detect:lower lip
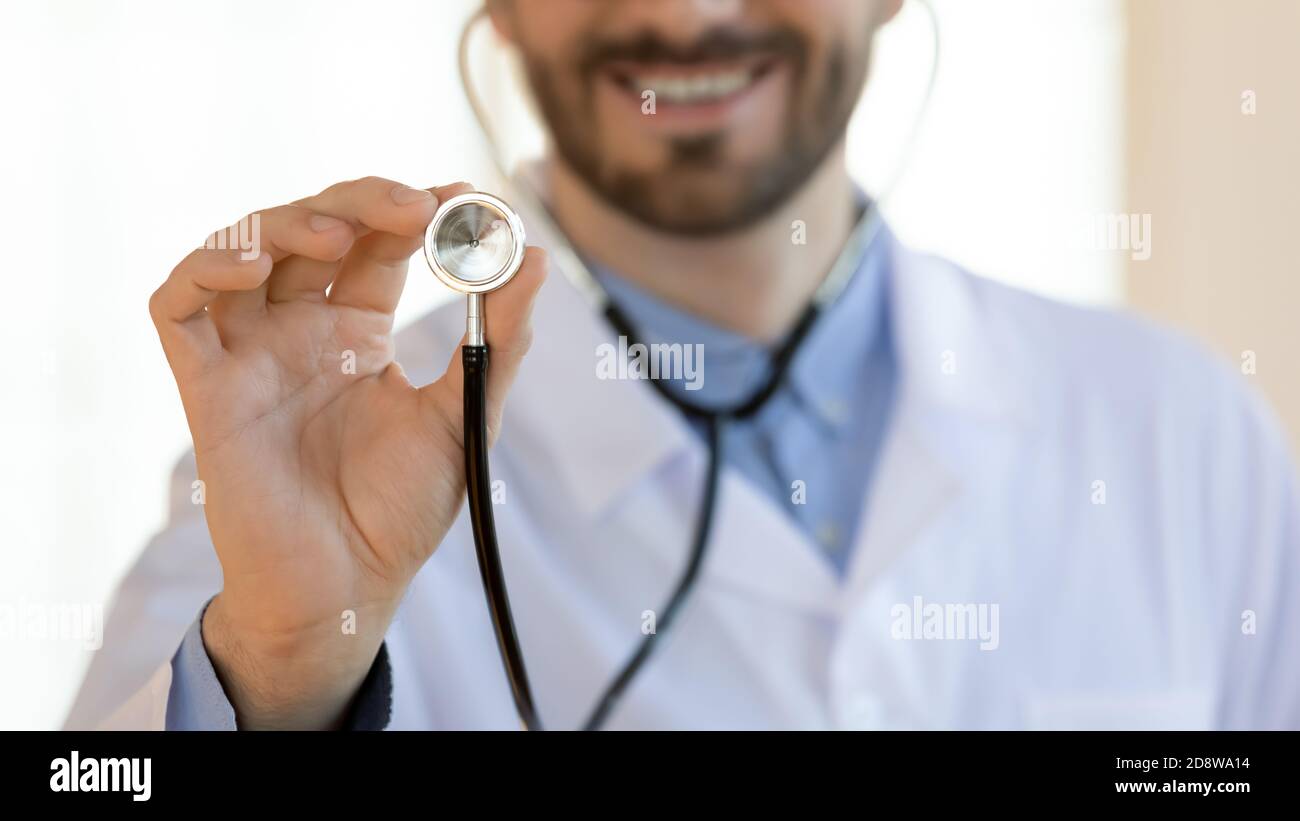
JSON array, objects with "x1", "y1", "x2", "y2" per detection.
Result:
[{"x1": 598, "y1": 59, "x2": 787, "y2": 134}]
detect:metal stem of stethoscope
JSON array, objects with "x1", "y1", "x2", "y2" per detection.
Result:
[
  {"x1": 465, "y1": 293, "x2": 484, "y2": 346},
  {"x1": 444, "y1": 0, "x2": 941, "y2": 730}
]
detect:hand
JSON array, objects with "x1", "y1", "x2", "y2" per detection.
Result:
[{"x1": 149, "y1": 177, "x2": 546, "y2": 728}]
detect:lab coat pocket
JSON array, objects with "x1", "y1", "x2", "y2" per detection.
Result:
[{"x1": 1026, "y1": 688, "x2": 1215, "y2": 730}]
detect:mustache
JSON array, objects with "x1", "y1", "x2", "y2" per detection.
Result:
[{"x1": 578, "y1": 26, "x2": 804, "y2": 72}]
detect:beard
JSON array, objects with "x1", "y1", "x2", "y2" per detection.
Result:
[{"x1": 520, "y1": 33, "x2": 868, "y2": 237}]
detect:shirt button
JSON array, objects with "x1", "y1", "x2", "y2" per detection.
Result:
[
  {"x1": 816, "y1": 521, "x2": 841, "y2": 551},
  {"x1": 821, "y1": 398, "x2": 849, "y2": 426}
]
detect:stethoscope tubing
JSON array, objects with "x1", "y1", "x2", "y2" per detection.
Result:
[{"x1": 462, "y1": 343, "x2": 543, "y2": 730}]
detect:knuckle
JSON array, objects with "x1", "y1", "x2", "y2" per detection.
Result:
[
  {"x1": 162, "y1": 252, "x2": 197, "y2": 290},
  {"x1": 147, "y1": 286, "x2": 166, "y2": 322},
  {"x1": 321, "y1": 178, "x2": 358, "y2": 198},
  {"x1": 168, "y1": 253, "x2": 192, "y2": 280}
]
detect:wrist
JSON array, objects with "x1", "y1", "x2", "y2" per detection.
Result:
[{"x1": 201, "y1": 594, "x2": 387, "y2": 730}]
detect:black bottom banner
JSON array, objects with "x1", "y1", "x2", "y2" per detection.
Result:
[{"x1": 0, "y1": 730, "x2": 1285, "y2": 807}]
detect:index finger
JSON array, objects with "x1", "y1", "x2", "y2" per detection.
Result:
[
  {"x1": 293, "y1": 176, "x2": 440, "y2": 239},
  {"x1": 326, "y1": 181, "x2": 476, "y2": 314}
]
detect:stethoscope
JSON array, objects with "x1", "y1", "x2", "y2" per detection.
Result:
[{"x1": 423, "y1": 1, "x2": 940, "y2": 731}]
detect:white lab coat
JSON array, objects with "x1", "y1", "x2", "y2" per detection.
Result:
[{"x1": 68, "y1": 207, "x2": 1300, "y2": 730}]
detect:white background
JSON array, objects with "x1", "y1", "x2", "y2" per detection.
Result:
[{"x1": 0, "y1": 0, "x2": 1121, "y2": 729}]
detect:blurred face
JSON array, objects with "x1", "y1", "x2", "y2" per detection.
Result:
[{"x1": 490, "y1": 0, "x2": 899, "y2": 236}]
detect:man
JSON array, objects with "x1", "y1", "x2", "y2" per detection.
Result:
[{"x1": 70, "y1": 0, "x2": 1298, "y2": 730}]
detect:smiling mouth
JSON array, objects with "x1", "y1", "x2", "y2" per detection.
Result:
[{"x1": 603, "y1": 56, "x2": 781, "y2": 106}]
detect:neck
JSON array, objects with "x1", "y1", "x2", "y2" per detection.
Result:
[{"x1": 545, "y1": 144, "x2": 856, "y2": 344}]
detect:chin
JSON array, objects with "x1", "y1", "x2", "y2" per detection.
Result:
[{"x1": 611, "y1": 179, "x2": 788, "y2": 237}]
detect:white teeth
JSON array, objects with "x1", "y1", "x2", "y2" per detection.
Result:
[{"x1": 635, "y1": 68, "x2": 754, "y2": 104}]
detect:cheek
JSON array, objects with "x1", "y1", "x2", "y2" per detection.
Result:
[
  {"x1": 770, "y1": 0, "x2": 869, "y2": 99},
  {"x1": 510, "y1": 3, "x2": 602, "y2": 103},
  {"x1": 508, "y1": 0, "x2": 598, "y2": 50},
  {"x1": 771, "y1": 0, "x2": 879, "y2": 27}
]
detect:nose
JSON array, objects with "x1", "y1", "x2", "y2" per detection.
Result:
[{"x1": 621, "y1": 0, "x2": 749, "y2": 45}]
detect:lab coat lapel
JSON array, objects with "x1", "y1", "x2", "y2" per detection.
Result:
[
  {"x1": 502, "y1": 203, "x2": 692, "y2": 519},
  {"x1": 842, "y1": 245, "x2": 1036, "y2": 601},
  {"x1": 672, "y1": 442, "x2": 843, "y2": 616}
]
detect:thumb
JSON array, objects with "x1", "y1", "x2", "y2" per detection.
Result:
[{"x1": 420, "y1": 246, "x2": 548, "y2": 443}]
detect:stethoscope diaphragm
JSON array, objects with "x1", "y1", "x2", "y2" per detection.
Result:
[{"x1": 424, "y1": 191, "x2": 526, "y2": 294}]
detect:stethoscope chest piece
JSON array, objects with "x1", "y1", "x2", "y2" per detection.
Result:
[
  {"x1": 425, "y1": 191, "x2": 539, "y2": 728},
  {"x1": 424, "y1": 191, "x2": 526, "y2": 295}
]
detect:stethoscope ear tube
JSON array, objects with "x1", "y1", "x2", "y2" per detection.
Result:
[
  {"x1": 580, "y1": 414, "x2": 727, "y2": 731},
  {"x1": 462, "y1": 343, "x2": 543, "y2": 731}
]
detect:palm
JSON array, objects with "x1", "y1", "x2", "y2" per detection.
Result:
[{"x1": 191, "y1": 298, "x2": 463, "y2": 630}]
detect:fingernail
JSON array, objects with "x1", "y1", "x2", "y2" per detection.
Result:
[
  {"x1": 310, "y1": 214, "x2": 348, "y2": 232},
  {"x1": 391, "y1": 185, "x2": 434, "y2": 206}
]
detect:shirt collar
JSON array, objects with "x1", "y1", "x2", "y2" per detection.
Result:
[{"x1": 583, "y1": 220, "x2": 894, "y2": 434}]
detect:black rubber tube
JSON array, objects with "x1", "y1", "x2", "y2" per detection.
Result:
[{"x1": 462, "y1": 344, "x2": 542, "y2": 731}]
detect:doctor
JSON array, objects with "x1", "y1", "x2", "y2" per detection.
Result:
[{"x1": 72, "y1": 0, "x2": 1299, "y2": 730}]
